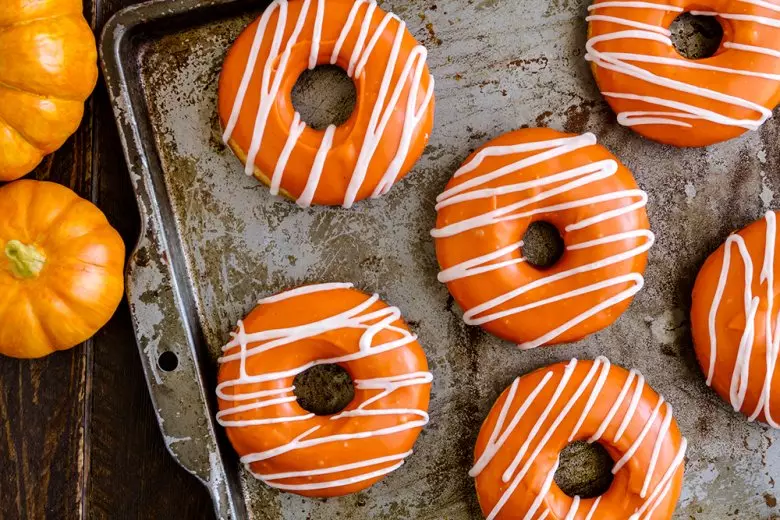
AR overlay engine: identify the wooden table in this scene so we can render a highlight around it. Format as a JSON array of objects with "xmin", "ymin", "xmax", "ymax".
[{"xmin": 0, "ymin": 1, "xmax": 215, "ymax": 518}]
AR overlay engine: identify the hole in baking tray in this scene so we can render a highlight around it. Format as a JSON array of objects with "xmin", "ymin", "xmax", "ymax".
[
  {"xmin": 294, "ymin": 364, "xmax": 355, "ymax": 416},
  {"xmin": 554, "ymin": 441, "xmax": 615, "ymax": 499},
  {"xmin": 292, "ymin": 65, "xmax": 357, "ymax": 130},
  {"xmin": 670, "ymin": 12, "xmax": 724, "ymax": 59},
  {"xmin": 522, "ymin": 221, "xmax": 565, "ymax": 268},
  {"xmin": 158, "ymin": 351, "xmax": 179, "ymax": 372}
]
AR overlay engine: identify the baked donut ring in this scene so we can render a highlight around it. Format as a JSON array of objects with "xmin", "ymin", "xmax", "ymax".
[
  {"xmin": 471, "ymin": 357, "xmax": 687, "ymax": 520},
  {"xmin": 216, "ymin": 283, "xmax": 432, "ymax": 497},
  {"xmin": 432, "ymin": 128, "xmax": 653, "ymax": 350},
  {"xmin": 691, "ymin": 211, "xmax": 780, "ymax": 427},
  {"xmin": 218, "ymin": 0, "xmax": 435, "ymax": 208},
  {"xmin": 586, "ymin": 0, "xmax": 780, "ymax": 147}
]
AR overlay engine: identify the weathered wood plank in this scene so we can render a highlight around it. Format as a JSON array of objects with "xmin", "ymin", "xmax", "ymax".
[{"xmin": 0, "ymin": 1, "xmax": 96, "ymax": 515}]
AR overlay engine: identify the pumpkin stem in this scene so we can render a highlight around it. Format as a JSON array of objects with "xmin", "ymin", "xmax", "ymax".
[{"xmin": 4, "ymin": 240, "xmax": 46, "ymax": 279}]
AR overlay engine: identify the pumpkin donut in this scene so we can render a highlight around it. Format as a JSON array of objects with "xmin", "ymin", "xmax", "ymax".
[
  {"xmin": 432, "ymin": 128, "xmax": 653, "ymax": 350},
  {"xmin": 216, "ymin": 283, "xmax": 432, "ymax": 497},
  {"xmin": 218, "ymin": 0, "xmax": 435, "ymax": 208},
  {"xmin": 471, "ymin": 357, "xmax": 688, "ymax": 520},
  {"xmin": 691, "ymin": 211, "xmax": 780, "ymax": 427},
  {"xmin": 586, "ymin": 0, "xmax": 780, "ymax": 147}
]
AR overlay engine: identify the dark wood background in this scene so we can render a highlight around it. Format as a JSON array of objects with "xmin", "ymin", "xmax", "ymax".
[{"xmin": 0, "ymin": 1, "xmax": 216, "ymax": 518}]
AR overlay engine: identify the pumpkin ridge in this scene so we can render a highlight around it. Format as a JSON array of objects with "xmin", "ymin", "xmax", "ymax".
[
  {"xmin": 30, "ymin": 193, "xmax": 86, "ymax": 244},
  {"xmin": 46, "ymin": 222, "xmax": 116, "ymax": 248},
  {"xmin": 0, "ymin": 13, "xmax": 82, "ymax": 30},
  {"xmin": 0, "ymin": 78, "xmax": 87, "ymax": 103},
  {"xmin": 0, "ymin": 110, "xmax": 43, "ymax": 154},
  {"xmin": 26, "ymin": 295, "xmax": 60, "ymax": 351},
  {"xmin": 0, "ymin": 283, "xmax": 18, "ymax": 318},
  {"xmin": 44, "ymin": 276, "xmax": 112, "ymax": 331}
]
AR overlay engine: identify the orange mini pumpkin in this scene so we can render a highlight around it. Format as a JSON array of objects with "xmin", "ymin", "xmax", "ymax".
[
  {"xmin": 0, "ymin": 180, "xmax": 125, "ymax": 358},
  {"xmin": 0, "ymin": 0, "xmax": 98, "ymax": 180}
]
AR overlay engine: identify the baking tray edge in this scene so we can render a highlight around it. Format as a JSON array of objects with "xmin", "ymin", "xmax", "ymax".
[{"xmin": 99, "ymin": 2, "xmax": 251, "ymax": 518}]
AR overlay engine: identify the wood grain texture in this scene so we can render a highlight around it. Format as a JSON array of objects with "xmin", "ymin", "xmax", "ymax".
[
  {"xmin": 0, "ymin": 0, "xmax": 215, "ymax": 518},
  {"xmin": 0, "ymin": 57, "xmax": 94, "ymax": 520}
]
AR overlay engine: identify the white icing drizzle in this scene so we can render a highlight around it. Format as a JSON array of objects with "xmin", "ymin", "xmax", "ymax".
[
  {"xmin": 585, "ymin": 497, "xmax": 602, "ymax": 520},
  {"xmin": 271, "ymin": 112, "xmax": 307, "ymax": 196},
  {"xmin": 222, "ymin": 0, "xmax": 434, "ymax": 208},
  {"xmin": 256, "ymin": 453, "xmax": 408, "ymax": 491},
  {"xmin": 707, "ymin": 211, "xmax": 780, "ymax": 427},
  {"xmin": 586, "ymin": 0, "xmax": 780, "ymax": 131},
  {"xmin": 216, "ymin": 283, "xmax": 433, "ymax": 491},
  {"xmin": 520, "ymin": 460, "xmax": 559, "ymax": 520},
  {"xmin": 724, "ymin": 42, "xmax": 780, "ymax": 59},
  {"xmin": 564, "ymin": 496, "xmax": 581, "ymax": 520},
  {"xmin": 297, "ymin": 124, "xmax": 337, "ymax": 207},
  {"xmin": 471, "ymin": 357, "xmax": 687, "ymax": 520},
  {"xmin": 588, "ymin": 0, "xmax": 682, "ymax": 10},
  {"xmin": 309, "ymin": 0, "xmax": 325, "ymax": 69},
  {"xmin": 501, "ymin": 360, "xmax": 600, "ymax": 484},
  {"xmin": 432, "ymin": 133, "xmax": 654, "ymax": 350},
  {"xmin": 612, "ymin": 398, "xmax": 665, "ymax": 474},
  {"xmin": 569, "ymin": 359, "xmax": 612, "ymax": 442},
  {"xmin": 258, "ymin": 282, "xmax": 354, "ymax": 304},
  {"xmin": 691, "ymin": 10, "xmax": 780, "ymax": 28},
  {"xmin": 629, "ymin": 438, "xmax": 688, "ymax": 520},
  {"xmin": 614, "ymin": 376, "xmax": 645, "ymax": 441},
  {"xmin": 738, "ymin": 0, "xmax": 780, "ymax": 12},
  {"xmin": 641, "ymin": 402, "xmax": 674, "ymax": 498}
]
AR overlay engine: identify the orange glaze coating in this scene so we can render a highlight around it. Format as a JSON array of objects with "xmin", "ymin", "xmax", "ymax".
[
  {"xmin": 217, "ymin": 0, "xmax": 435, "ymax": 208},
  {"xmin": 472, "ymin": 357, "xmax": 687, "ymax": 520},
  {"xmin": 432, "ymin": 128, "xmax": 652, "ymax": 350},
  {"xmin": 691, "ymin": 211, "xmax": 780, "ymax": 427},
  {"xmin": 216, "ymin": 283, "xmax": 432, "ymax": 497},
  {"xmin": 587, "ymin": 0, "xmax": 780, "ymax": 147}
]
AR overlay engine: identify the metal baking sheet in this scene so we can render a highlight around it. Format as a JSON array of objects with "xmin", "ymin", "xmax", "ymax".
[{"xmin": 100, "ymin": 0, "xmax": 780, "ymax": 518}]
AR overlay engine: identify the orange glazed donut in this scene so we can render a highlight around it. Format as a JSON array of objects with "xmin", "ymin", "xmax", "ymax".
[
  {"xmin": 691, "ymin": 211, "xmax": 780, "ymax": 427},
  {"xmin": 218, "ymin": 0, "xmax": 435, "ymax": 208},
  {"xmin": 471, "ymin": 357, "xmax": 687, "ymax": 520},
  {"xmin": 432, "ymin": 128, "xmax": 653, "ymax": 350},
  {"xmin": 586, "ymin": 0, "xmax": 780, "ymax": 147},
  {"xmin": 216, "ymin": 283, "xmax": 432, "ymax": 497}
]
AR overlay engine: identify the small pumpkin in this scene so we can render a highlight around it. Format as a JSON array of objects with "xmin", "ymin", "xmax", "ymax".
[
  {"xmin": 0, "ymin": 180, "xmax": 125, "ymax": 358},
  {"xmin": 0, "ymin": 0, "xmax": 98, "ymax": 181}
]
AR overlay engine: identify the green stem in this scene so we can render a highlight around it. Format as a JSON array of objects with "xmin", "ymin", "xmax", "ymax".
[{"xmin": 4, "ymin": 240, "xmax": 46, "ymax": 279}]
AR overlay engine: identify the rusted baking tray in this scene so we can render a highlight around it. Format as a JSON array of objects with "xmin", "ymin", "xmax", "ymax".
[{"xmin": 100, "ymin": 0, "xmax": 780, "ymax": 518}]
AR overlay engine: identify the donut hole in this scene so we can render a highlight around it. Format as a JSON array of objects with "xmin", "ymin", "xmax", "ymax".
[
  {"xmin": 554, "ymin": 441, "xmax": 615, "ymax": 499},
  {"xmin": 670, "ymin": 13, "xmax": 724, "ymax": 60},
  {"xmin": 291, "ymin": 65, "xmax": 357, "ymax": 130},
  {"xmin": 522, "ymin": 221, "xmax": 565, "ymax": 268},
  {"xmin": 293, "ymin": 364, "xmax": 355, "ymax": 416}
]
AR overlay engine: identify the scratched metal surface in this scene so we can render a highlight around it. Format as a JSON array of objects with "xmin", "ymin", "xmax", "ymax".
[{"xmin": 101, "ymin": 0, "xmax": 780, "ymax": 518}]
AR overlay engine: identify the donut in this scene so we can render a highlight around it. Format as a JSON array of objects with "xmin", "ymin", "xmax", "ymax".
[
  {"xmin": 218, "ymin": 0, "xmax": 435, "ymax": 208},
  {"xmin": 215, "ymin": 283, "xmax": 432, "ymax": 497},
  {"xmin": 691, "ymin": 211, "xmax": 780, "ymax": 427},
  {"xmin": 432, "ymin": 128, "xmax": 653, "ymax": 350},
  {"xmin": 471, "ymin": 357, "xmax": 688, "ymax": 520},
  {"xmin": 586, "ymin": 0, "xmax": 780, "ymax": 147}
]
